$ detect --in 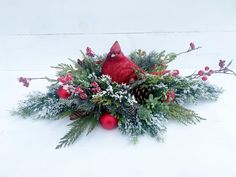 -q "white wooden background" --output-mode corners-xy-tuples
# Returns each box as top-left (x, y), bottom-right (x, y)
(0, 0), (236, 177)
